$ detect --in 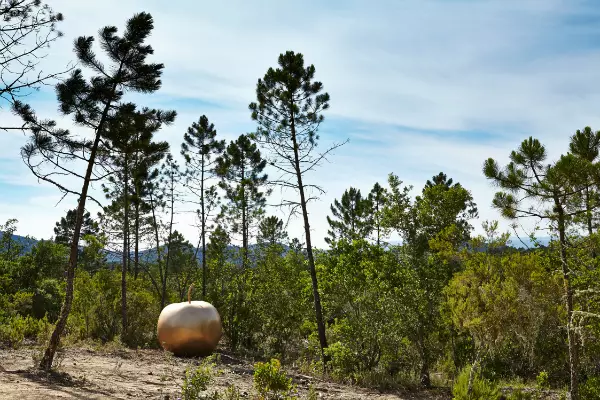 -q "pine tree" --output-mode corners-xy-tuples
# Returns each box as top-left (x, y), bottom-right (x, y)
(131, 125), (170, 278)
(249, 51), (347, 364)
(102, 106), (171, 282)
(368, 182), (388, 246)
(14, 12), (172, 370)
(257, 215), (288, 247)
(483, 137), (599, 400)
(424, 172), (456, 189)
(159, 153), (182, 309)
(103, 105), (174, 338)
(569, 127), (600, 253)
(325, 187), (373, 246)
(416, 172), (478, 250)
(216, 134), (269, 267)
(54, 209), (99, 246)
(165, 230), (197, 302)
(181, 115), (226, 298)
